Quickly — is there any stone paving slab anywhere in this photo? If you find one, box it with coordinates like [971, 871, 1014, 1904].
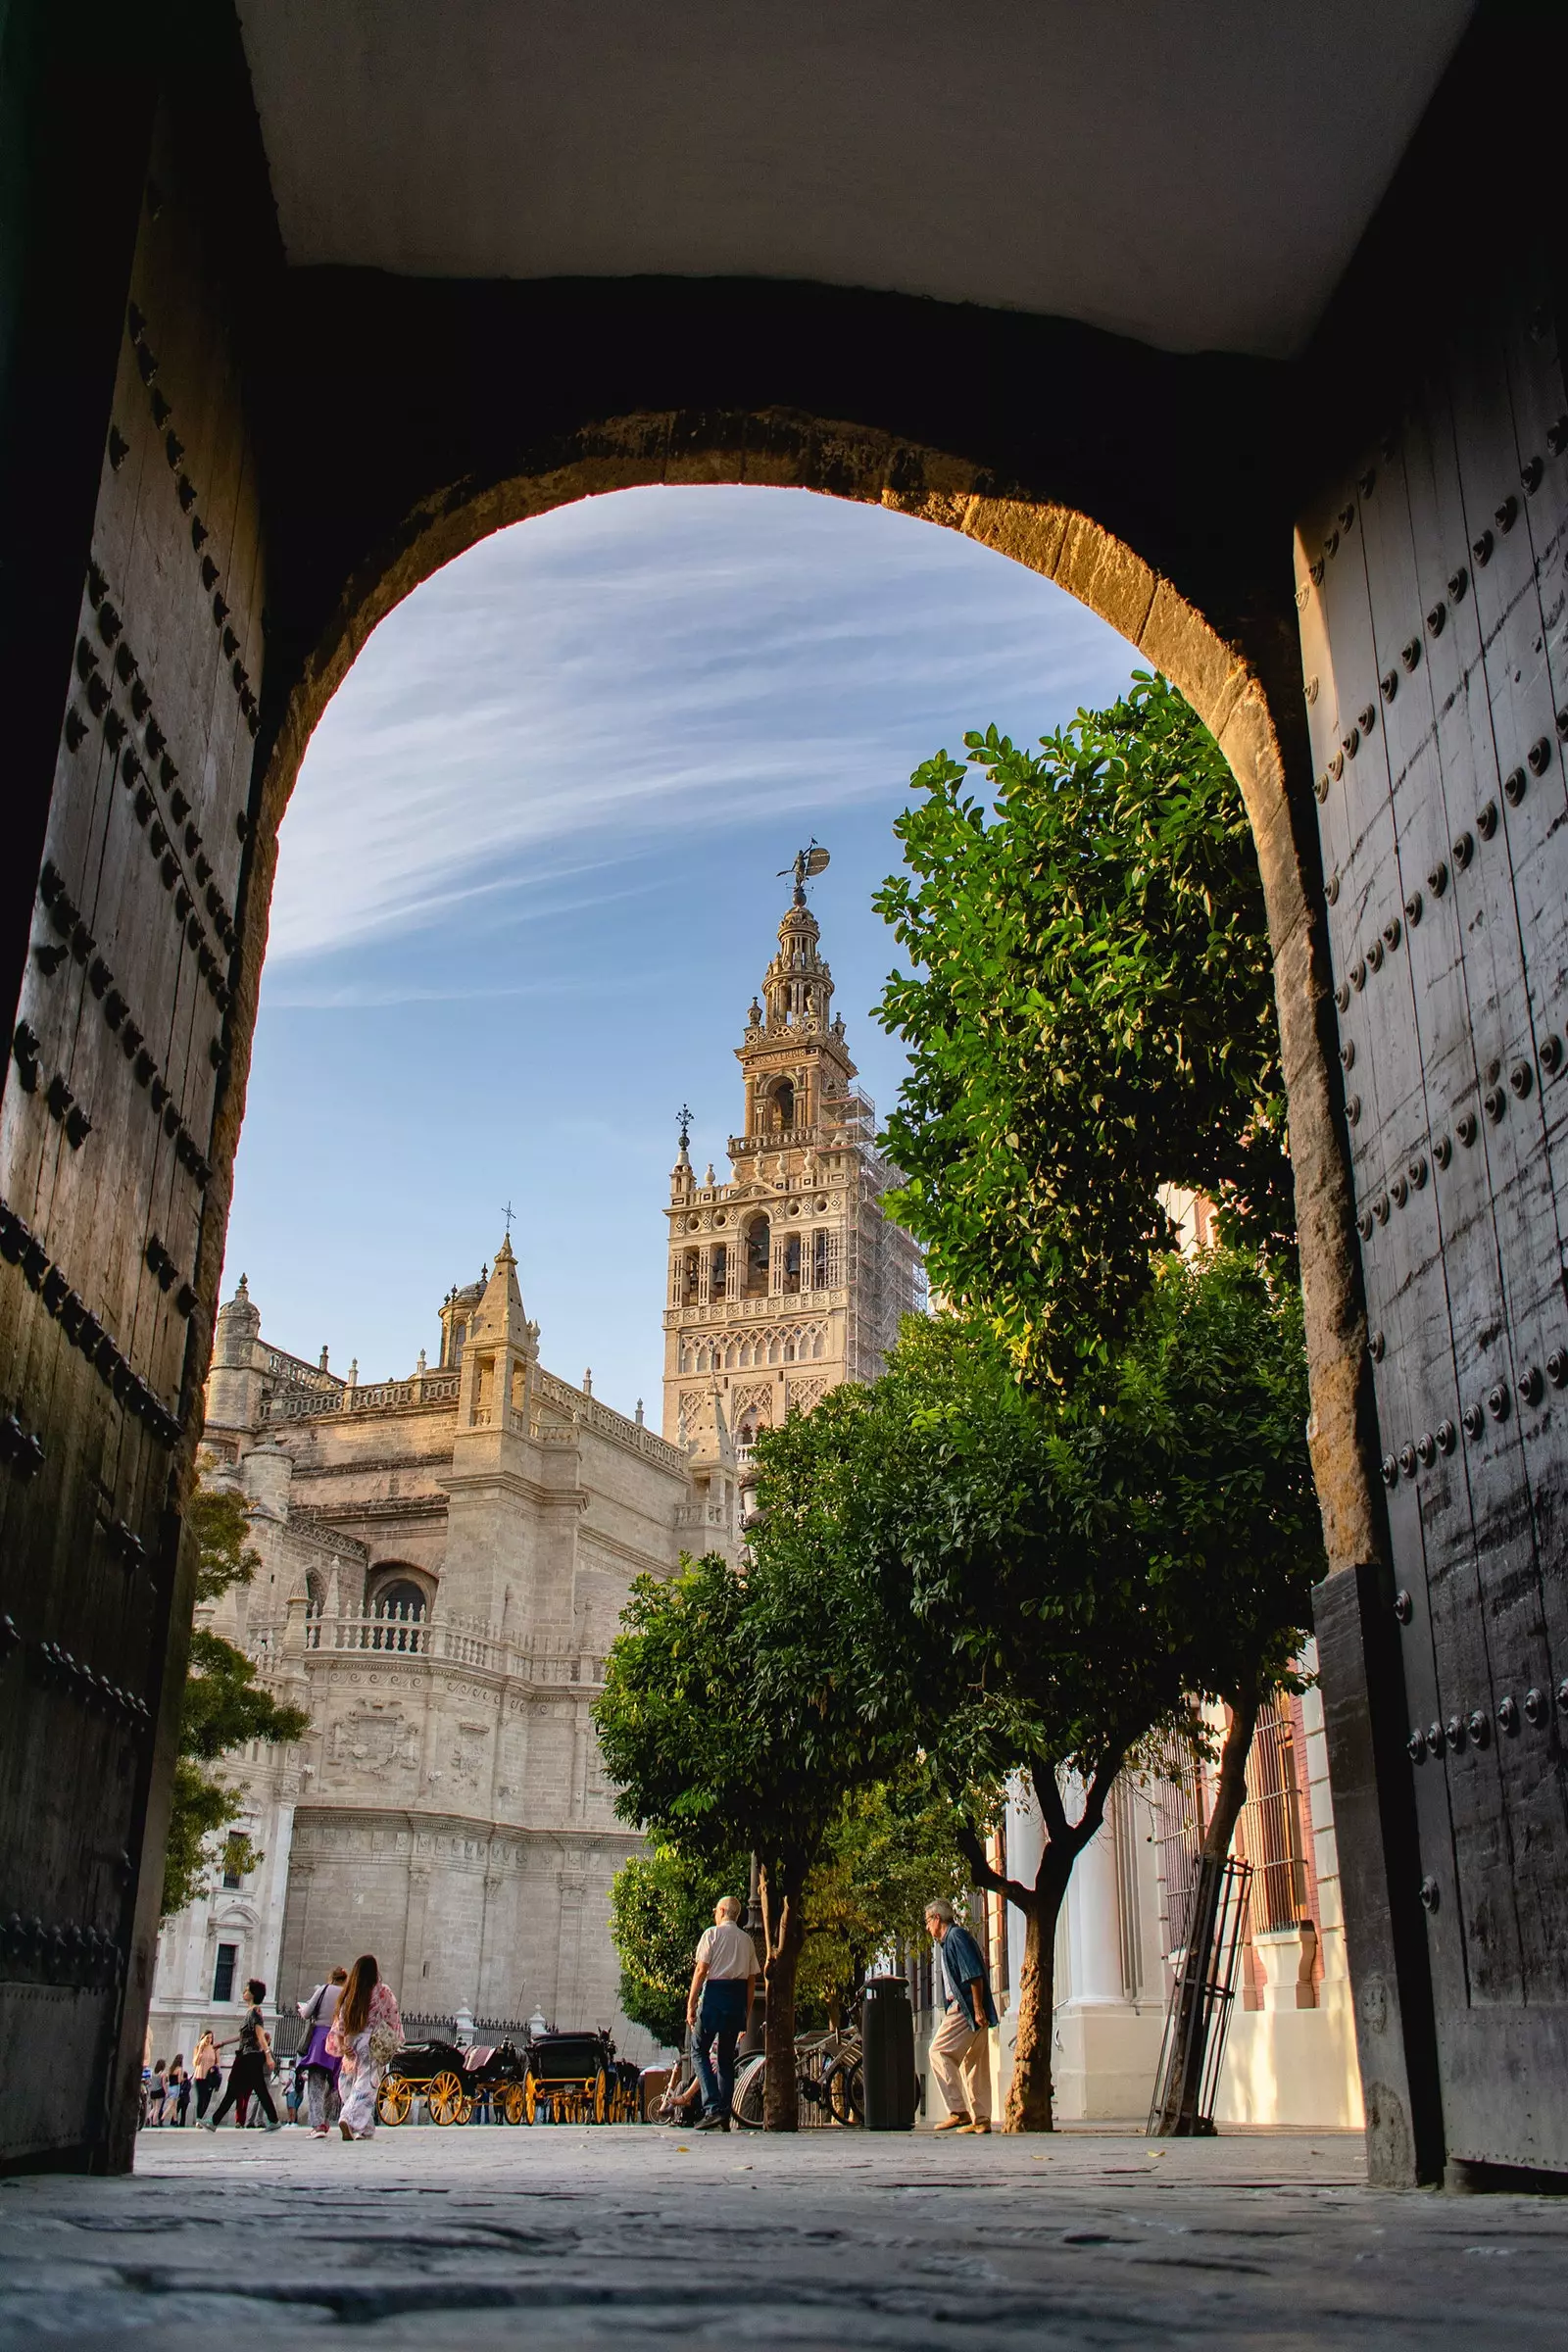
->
[2, 2125, 1564, 2348]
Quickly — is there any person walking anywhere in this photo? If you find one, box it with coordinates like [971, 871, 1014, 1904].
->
[925, 1901, 998, 2134]
[200, 1981, 282, 2132]
[168, 2056, 189, 2129]
[145, 2060, 168, 2127]
[685, 1896, 758, 2133]
[298, 1966, 347, 2138]
[192, 2031, 220, 2121]
[326, 1954, 404, 2140]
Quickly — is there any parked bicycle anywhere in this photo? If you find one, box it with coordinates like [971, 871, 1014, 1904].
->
[732, 2012, 863, 2130]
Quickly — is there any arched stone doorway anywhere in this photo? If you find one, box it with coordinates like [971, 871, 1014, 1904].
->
[4, 4, 1564, 2186]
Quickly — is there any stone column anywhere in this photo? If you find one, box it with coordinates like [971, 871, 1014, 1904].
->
[1068, 1819, 1123, 2008]
[1054, 1782, 1161, 2122]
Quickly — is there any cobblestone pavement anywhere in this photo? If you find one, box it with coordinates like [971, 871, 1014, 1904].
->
[2, 2124, 1565, 2347]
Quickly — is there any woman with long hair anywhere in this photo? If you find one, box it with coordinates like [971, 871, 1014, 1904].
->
[325, 1954, 403, 2140]
[298, 1964, 348, 2138]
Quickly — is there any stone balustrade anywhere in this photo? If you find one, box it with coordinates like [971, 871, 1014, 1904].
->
[262, 1368, 461, 1421]
[253, 1607, 608, 1689]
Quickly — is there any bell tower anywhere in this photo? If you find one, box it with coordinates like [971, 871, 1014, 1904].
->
[662, 849, 925, 1468]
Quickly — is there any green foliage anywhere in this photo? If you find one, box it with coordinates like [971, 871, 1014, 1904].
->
[795, 1771, 974, 2023]
[610, 1844, 745, 2051]
[859, 1256, 1319, 1771]
[607, 1777, 972, 2051]
[187, 1485, 262, 1602]
[594, 1515, 906, 1883]
[161, 1484, 310, 1919]
[874, 672, 1293, 1380]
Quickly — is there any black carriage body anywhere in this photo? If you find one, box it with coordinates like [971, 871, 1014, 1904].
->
[386, 2038, 465, 2084]
[525, 2030, 614, 2086]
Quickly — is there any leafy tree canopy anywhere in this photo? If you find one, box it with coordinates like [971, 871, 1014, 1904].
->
[874, 672, 1292, 1381]
[611, 1842, 745, 2053]
[780, 1255, 1319, 2129]
[162, 1486, 310, 1918]
[609, 1775, 974, 2055]
[594, 1512, 915, 2125]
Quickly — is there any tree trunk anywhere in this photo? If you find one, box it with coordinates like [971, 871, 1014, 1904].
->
[956, 1758, 1120, 2134]
[1152, 1689, 1262, 2135]
[1002, 1881, 1063, 2132]
[759, 1857, 808, 2132]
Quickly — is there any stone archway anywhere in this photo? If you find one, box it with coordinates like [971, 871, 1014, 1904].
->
[225, 413, 1372, 1585]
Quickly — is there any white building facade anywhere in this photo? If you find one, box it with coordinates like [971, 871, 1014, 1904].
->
[149, 1236, 740, 2067]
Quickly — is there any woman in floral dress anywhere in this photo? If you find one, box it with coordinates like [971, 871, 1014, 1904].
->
[326, 1953, 404, 2139]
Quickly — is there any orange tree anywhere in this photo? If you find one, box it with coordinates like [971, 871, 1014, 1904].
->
[593, 1522, 912, 2131]
[874, 672, 1292, 1384]
[790, 1261, 1318, 2132]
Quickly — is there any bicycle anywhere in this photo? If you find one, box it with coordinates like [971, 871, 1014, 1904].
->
[732, 2015, 863, 2130]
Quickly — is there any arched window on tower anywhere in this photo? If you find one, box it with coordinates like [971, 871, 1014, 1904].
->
[682, 1250, 701, 1305]
[771, 1077, 795, 1131]
[710, 1243, 727, 1299]
[745, 1215, 771, 1297]
[783, 1235, 802, 1294]
[812, 1230, 831, 1290]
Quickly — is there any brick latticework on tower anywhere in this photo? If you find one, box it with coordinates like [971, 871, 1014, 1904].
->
[662, 885, 925, 1463]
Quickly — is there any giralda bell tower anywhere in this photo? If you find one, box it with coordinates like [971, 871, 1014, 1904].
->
[662, 846, 925, 1464]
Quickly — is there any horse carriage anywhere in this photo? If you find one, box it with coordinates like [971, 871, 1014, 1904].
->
[520, 2029, 639, 2124]
[375, 2036, 528, 2127]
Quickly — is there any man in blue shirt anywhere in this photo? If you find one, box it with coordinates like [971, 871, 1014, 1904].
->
[925, 1900, 998, 2134]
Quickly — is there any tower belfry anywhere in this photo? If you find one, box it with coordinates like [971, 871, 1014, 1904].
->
[662, 856, 925, 1465]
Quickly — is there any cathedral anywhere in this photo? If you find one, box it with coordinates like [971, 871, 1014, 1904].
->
[147, 876, 919, 2062]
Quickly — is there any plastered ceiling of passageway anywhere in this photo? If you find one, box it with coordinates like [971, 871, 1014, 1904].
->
[237, 0, 1474, 360]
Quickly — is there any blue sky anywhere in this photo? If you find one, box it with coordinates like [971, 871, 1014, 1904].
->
[222, 486, 1137, 1418]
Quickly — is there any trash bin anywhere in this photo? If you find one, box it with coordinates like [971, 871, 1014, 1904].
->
[860, 1975, 916, 2130]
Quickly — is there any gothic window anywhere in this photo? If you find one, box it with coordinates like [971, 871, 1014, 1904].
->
[772, 1077, 795, 1131]
[710, 1242, 728, 1298]
[745, 1214, 770, 1296]
[452, 1318, 466, 1363]
[783, 1235, 802, 1293]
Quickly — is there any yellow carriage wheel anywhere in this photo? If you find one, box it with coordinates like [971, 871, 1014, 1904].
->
[523, 2072, 539, 2125]
[503, 2082, 527, 2126]
[376, 2078, 413, 2128]
[593, 2070, 609, 2125]
[427, 2070, 465, 2127]
[458, 2093, 475, 2127]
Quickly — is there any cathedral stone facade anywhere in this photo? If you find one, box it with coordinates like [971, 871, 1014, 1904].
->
[149, 1237, 740, 2066]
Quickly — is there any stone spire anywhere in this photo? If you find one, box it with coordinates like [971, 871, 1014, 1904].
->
[457, 1232, 538, 1432]
[670, 1102, 695, 1204]
[470, 1231, 534, 1353]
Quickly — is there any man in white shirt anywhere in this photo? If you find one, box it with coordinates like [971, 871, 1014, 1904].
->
[686, 1896, 759, 2132]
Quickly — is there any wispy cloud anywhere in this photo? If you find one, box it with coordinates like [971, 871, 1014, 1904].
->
[230, 483, 1136, 1417]
[269, 486, 1130, 966]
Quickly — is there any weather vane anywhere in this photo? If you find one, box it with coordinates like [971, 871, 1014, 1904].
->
[502, 1199, 515, 1240]
[778, 839, 831, 905]
[676, 1103, 693, 1149]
